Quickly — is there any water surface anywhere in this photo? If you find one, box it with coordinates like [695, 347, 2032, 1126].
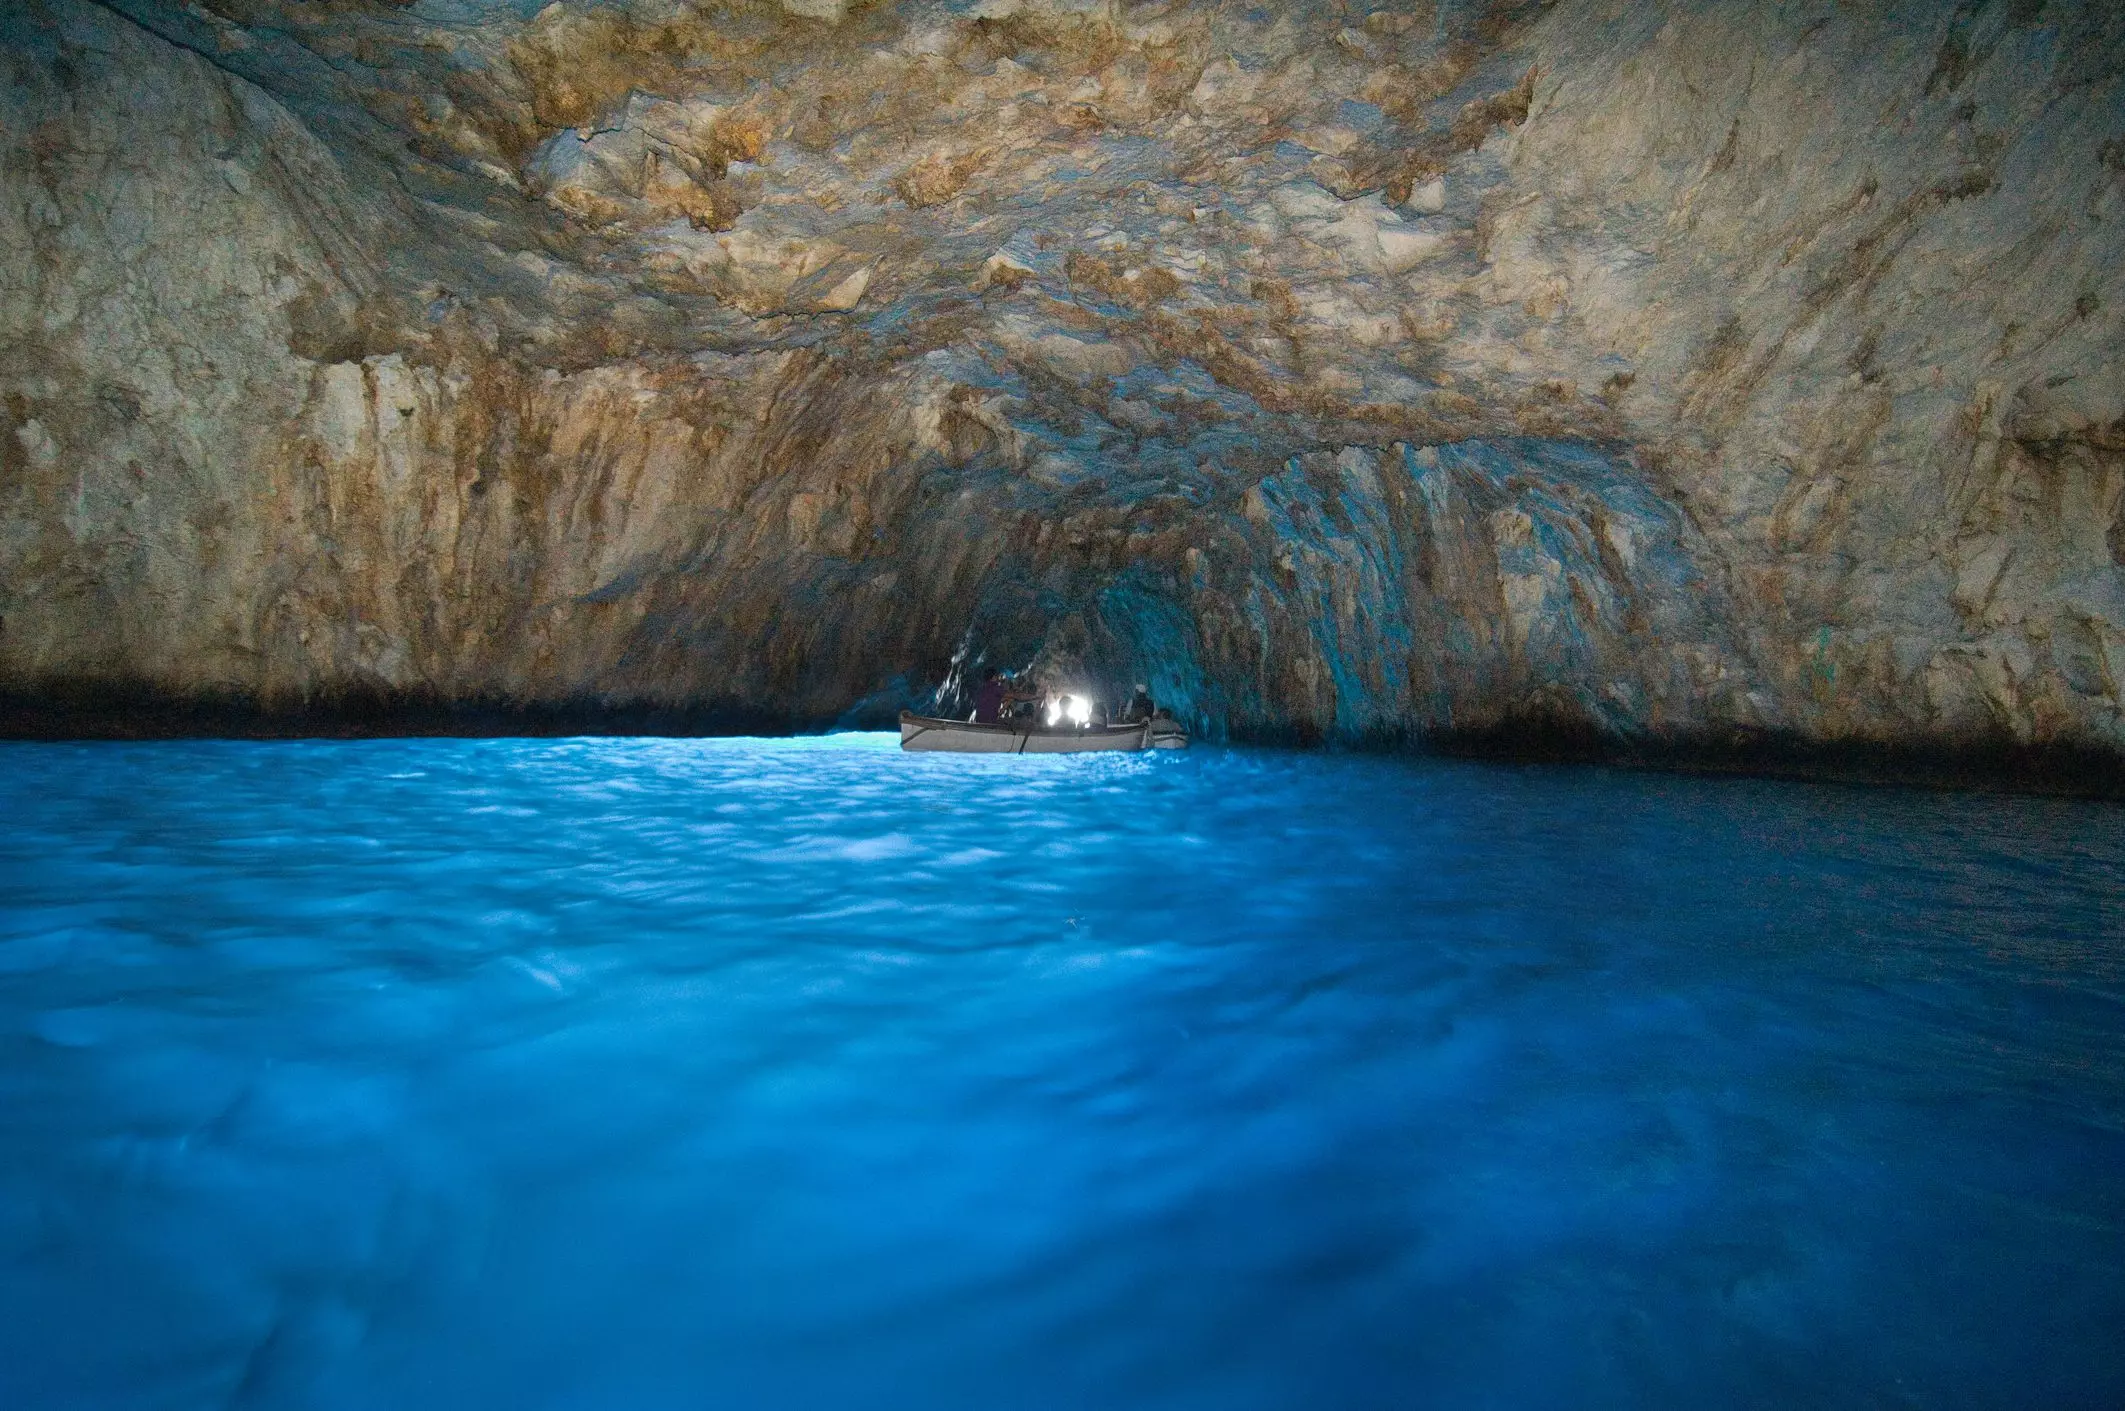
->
[1, 735, 2121, 1409]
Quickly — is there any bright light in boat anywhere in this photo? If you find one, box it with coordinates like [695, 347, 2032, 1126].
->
[1066, 695, 1090, 725]
[1045, 698, 1061, 726]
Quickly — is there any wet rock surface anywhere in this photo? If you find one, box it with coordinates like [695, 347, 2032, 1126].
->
[2, 0, 2122, 771]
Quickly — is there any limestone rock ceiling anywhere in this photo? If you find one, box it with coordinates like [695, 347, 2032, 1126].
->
[104, 0, 1571, 440]
[3, 0, 2124, 756]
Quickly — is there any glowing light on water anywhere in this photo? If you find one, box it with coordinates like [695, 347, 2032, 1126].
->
[0, 734, 2120, 1408]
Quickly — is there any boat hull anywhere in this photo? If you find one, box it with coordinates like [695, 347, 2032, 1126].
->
[899, 712, 1164, 753]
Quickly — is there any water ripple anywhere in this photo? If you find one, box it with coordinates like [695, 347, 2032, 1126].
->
[0, 735, 2120, 1409]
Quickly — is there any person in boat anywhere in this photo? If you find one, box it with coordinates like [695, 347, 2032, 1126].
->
[970, 667, 1007, 724]
[1002, 673, 1048, 725]
[1118, 684, 1154, 723]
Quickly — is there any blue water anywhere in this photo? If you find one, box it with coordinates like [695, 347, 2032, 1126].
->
[0, 735, 2120, 1410]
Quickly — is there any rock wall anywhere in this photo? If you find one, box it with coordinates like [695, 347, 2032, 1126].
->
[2, 0, 2121, 758]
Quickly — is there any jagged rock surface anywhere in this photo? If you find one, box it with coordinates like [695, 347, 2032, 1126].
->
[3, 0, 2122, 751]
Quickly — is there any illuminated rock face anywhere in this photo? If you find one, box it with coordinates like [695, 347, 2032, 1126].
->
[2, 0, 2122, 751]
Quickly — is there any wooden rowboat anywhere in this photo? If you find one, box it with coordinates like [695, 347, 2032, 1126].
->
[898, 710, 1189, 753]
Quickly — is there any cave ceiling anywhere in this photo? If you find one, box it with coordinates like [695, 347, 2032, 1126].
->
[105, 0, 1594, 471]
[5, 0, 2125, 751]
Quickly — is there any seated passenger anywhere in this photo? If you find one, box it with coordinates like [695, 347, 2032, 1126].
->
[1007, 683, 1044, 724]
[970, 667, 1006, 724]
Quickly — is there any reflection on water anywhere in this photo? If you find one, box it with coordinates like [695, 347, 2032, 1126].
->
[0, 734, 2120, 1409]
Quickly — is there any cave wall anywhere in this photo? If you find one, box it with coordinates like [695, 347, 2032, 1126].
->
[2, 0, 2122, 751]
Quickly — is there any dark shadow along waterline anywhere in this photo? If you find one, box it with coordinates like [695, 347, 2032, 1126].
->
[5, 688, 2124, 799]
[0, 734, 2121, 1409]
